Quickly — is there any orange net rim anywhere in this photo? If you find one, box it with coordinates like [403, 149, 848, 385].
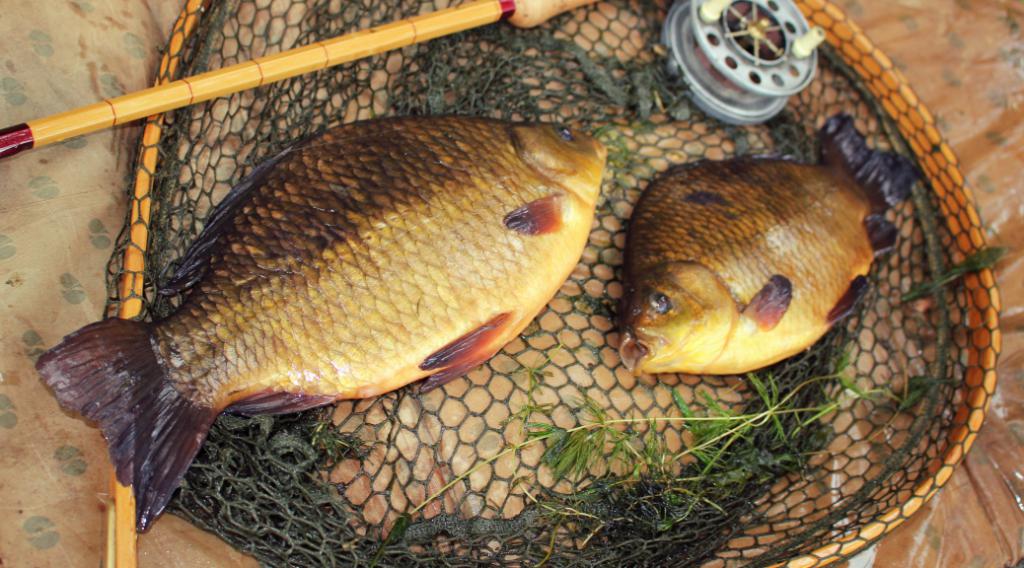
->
[116, 1, 1002, 566]
[783, 1, 1001, 565]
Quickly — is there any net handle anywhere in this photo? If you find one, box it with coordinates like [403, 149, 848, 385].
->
[105, 1, 207, 566]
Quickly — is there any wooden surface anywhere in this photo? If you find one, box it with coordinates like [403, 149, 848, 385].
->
[0, 1, 1020, 566]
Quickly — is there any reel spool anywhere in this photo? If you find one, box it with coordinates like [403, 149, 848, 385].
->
[663, 0, 825, 125]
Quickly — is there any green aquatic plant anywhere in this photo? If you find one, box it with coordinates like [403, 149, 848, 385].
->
[902, 246, 1006, 301]
[399, 349, 888, 558]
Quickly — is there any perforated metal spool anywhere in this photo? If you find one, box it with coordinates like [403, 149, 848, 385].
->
[107, 1, 1000, 566]
[663, 0, 818, 124]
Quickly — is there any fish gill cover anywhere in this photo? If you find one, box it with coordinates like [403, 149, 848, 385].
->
[103, 1, 983, 566]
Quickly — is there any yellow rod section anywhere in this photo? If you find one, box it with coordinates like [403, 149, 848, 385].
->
[0, 1, 504, 158]
[0, 0, 605, 160]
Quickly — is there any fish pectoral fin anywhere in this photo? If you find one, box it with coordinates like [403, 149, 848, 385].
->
[742, 275, 792, 331]
[503, 195, 563, 235]
[864, 214, 898, 257]
[827, 275, 869, 325]
[418, 312, 514, 392]
[226, 390, 337, 416]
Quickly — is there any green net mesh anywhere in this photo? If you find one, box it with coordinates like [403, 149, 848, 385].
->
[103, 1, 984, 565]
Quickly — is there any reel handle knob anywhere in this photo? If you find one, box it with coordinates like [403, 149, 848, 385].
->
[792, 26, 826, 58]
[508, 0, 599, 28]
[698, 0, 732, 23]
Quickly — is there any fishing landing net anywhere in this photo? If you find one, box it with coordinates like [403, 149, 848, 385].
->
[104, 1, 1000, 566]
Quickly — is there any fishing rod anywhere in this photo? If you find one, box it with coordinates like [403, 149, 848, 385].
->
[0, 0, 596, 161]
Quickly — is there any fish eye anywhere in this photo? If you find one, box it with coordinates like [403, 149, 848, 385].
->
[649, 292, 672, 315]
[556, 126, 574, 142]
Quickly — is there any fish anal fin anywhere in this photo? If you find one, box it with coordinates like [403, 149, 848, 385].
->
[743, 275, 792, 331]
[827, 275, 869, 325]
[503, 195, 562, 235]
[418, 362, 482, 392]
[865, 214, 898, 257]
[227, 390, 336, 416]
[419, 312, 514, 392]
[820, 114, 918, 212]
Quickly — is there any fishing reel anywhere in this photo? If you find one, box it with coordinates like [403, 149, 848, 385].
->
[663, 0, 825, 125]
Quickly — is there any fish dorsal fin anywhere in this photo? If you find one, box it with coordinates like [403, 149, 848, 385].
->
[827, 275, 869, 325]
[418, 312, 514, 392]
[819, 114, 918, 212]
[743, 275, 792, 331]
[158, 146, 295, 296]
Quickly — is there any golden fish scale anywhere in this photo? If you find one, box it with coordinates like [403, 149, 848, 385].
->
[154, 118, 592, 406]
[626, 159, 873, 322]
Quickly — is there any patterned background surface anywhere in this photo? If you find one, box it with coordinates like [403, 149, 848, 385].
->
[0, 1, 1020, 566]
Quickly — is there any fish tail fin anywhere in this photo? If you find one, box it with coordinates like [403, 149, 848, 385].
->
[820, 114, 919, 211]
[35, 319, 216, 531]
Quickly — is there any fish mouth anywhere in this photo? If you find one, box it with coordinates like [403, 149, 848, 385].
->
[619, 331, 650, 374]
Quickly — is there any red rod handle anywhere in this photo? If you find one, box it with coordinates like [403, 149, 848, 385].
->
[0, 123, 34, 159]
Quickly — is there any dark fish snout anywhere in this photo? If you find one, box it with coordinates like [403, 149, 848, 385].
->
[619, 332, 650, 374]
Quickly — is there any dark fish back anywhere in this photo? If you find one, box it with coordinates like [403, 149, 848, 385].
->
[626, 157, 858, 302]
